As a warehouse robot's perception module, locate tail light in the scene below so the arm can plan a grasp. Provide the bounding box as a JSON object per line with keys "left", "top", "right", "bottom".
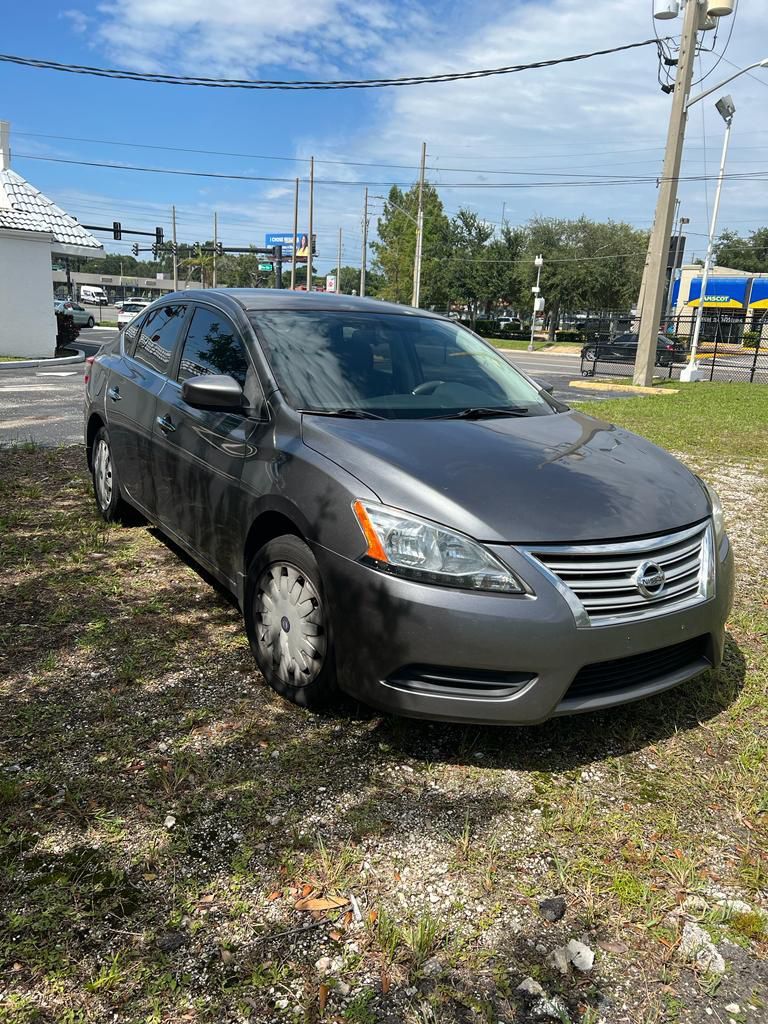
{"left": 84, "top": 356, "right": 95, "bottom": 385}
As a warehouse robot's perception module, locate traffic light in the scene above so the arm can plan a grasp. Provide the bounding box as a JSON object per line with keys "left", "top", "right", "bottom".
{"left": 155, "top": 226, "right": 164, "bottom": 247}
{"left": 272, "top": 244, "right": 283, "bottom": 261}
{"left": 216, "top": 242, "right": 224, "bottom": 256}
{"left": 112, "top": 221, "right": 122, "bottom": 240}
{"left": 131, "top": 243, "right": 139, "bottom": 257}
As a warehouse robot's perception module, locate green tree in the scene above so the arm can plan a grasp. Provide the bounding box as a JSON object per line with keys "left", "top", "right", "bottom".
{"left": 713, "top": 228, "right": 768, "bottom": 273}
{"left": 371, "top": 182, "right": 452, "bottom": 307}
{"left": 446, "top": 210, "right": 496, "bottom": 324}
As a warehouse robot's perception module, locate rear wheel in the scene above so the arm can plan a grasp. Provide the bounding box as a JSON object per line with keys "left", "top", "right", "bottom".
{"left": 87, "top": 317, "right": 95, "bottom": 328}
{"left": 244, "top": 536, "right": 338, "bottom": 708}
{"left": 91, "top": 426, "right": 132, "bottom": 522}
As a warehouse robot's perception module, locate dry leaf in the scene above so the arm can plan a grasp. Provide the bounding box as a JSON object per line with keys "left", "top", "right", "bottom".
{"left": 368, "top": 909, "right": 379, "bottom": 924}
{"left": 329, "top": 929, "right": 343, "bottom": 941}
{"left": 597, "top": 939, "right": 628, "bottom": 954}
{"left": 200, "top": 894, "right": 215, "bottom": 904}
{"left": 301, "top": 883, "right": 314, "bottom": 898}
{"left": 143, "top": 872, "right": 158, "bottom": 881}
{"left": 319, "top": 984, "right": 329, "bottom": 1014}
{"left": 393, "top": 870, "right": 401, "bottom": 882}
{"left": 267, "top": 891, "right": 281, "bottom": 902}
{"left": 343, "top": 910, "right": 353, "bottom": 927}
{"left": 295, "top": 895, "right": 348, "bottom": 912}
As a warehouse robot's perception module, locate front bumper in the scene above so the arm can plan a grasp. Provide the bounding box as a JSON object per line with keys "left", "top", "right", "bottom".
{"left": 314, "top": 535, "right": 734, "bottom": 725}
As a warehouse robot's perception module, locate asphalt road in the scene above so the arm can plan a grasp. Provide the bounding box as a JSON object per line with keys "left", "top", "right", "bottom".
{"left": 0, "top": 343, "right": 629, "bottom": 447}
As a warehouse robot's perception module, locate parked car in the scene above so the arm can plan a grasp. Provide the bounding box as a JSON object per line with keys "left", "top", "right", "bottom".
{"left": 117, "top": 300, "right": 151, "bottom": 328}
{"left": 85, "top": 290, "right": 733, "bottom": 725}
{"left": 581, "top": 332, "right": 688, "bottom": 368}
{"left": 497, "top": 316, "right": 523, "bottom": 332}
{"left": 115, "top": 297, "right": 148, "bottom": 312}
{"left": 54, "top": 300, "right": 95, "bottom": 328}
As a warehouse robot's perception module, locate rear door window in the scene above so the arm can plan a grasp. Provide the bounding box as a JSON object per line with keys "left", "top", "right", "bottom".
{"left": 123, "top": 313, "right": 147, "bottom": 357}
{"left": 134, "top": 304, "right": 188, "bottom": 375}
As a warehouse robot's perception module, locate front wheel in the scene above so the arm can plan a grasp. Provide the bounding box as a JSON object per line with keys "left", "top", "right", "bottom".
{"left": 244, "top": 536, "right": 338, "bottom": 708}
{"left": 91, "top": 426, "right": 132, "bottom": 522}
{"left": 87, "top": 317, "right": 95, "bottom": 328}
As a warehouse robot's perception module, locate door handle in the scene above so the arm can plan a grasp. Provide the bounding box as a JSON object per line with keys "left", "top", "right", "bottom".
{"left": 156, "top": 414, "right": 177, "bottom": 434}
{"left": 107, "top": 386, "right": 121, "bottom": 402}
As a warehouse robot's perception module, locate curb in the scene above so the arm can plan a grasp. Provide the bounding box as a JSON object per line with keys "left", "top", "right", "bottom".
{"left": 0, "top": 348, "right": 86, "bottom": 372}
{"left": 570, "top": 380, "right": 678, "bottom": 395}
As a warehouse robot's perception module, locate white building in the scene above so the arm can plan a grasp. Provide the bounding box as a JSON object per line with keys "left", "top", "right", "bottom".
{"left": 0, "top": 120, "right": 103, "bottom": 357}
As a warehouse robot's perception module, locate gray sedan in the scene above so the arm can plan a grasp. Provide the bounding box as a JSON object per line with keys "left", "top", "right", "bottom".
{"left": 55, "top": 301, "right": 96, "bottom": 328}
{"left": 84, "top": 290, "right": 733, "bottom": 724}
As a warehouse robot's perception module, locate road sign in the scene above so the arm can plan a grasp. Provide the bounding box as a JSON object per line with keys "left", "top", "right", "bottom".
{"left": 326, "top": 274, "right": 337, "bottom": 293}
{"left": 258, "top": 263, "right": 273, "bottom": 272}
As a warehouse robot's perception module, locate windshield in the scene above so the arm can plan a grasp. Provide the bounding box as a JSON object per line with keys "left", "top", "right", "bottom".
{"left": 249, "top": 311, "right": 558, "bottom": 419}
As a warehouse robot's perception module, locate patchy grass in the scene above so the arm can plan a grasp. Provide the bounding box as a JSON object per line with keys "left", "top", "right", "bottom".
{"left": 578, "top": 381, "right": 768, "bottom": 463}
{"left": 0, "top": 404, "right": 766, "bottom": 1023}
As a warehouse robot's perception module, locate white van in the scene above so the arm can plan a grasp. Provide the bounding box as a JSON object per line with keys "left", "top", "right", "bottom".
{"left": 80, "top": 285, "right": 109, "bottom": 305}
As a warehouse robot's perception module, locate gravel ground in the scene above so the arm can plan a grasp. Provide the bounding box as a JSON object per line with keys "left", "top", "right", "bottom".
{"left": 0, "top": 437, "right": 766, "bottom": 1024}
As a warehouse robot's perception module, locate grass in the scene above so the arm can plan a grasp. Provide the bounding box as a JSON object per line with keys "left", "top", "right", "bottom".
{"left": 0, "top": 391, "right": 766, "bottom": 1023}
{"left": 0, "top": 354, "right": 27, "bottom": 361}
{"left": 578, "top": 381, "right": 768, "bottom": 462}
{"left": 489, "top": 338, "right": 582, "bottom": 351}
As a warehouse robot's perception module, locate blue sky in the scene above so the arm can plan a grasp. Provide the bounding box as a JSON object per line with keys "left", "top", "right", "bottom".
{"left": 3, "top": 0, "right": 767, "bottom": 271}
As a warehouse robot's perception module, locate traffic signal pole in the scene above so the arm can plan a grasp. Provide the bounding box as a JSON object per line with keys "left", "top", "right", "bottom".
{"left": 172, "top": 205, "right": 178, "bottom": 291}
{"left": 633, "top": 0, "right": 700, "bottom": 385}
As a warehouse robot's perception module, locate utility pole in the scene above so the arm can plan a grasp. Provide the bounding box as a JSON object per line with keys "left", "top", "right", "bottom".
{"left": 307, "top": 156, "right": 315, "bottom": 292}
{"left": 213, "top": 211, "right": 218, "bottom": 288}
{"left": 336, "top": 227, "right": 342, "bottom": 293}
{"left": 360, "top": 187, "right": 369, "bottom": 297}
{"left": 172, "top": 205, "right": 178, "bottom": 291}
{"left": 411, "top": 141, "right": 426, "bottom": 308}
{"left": 633, "top": 0, "right": 701, "bottom": 385}
{"left": 290, "top": 177, "right": 299, "bottom": 291}
{"left": 665, "top": 207, "right": 689, "bottom": 322}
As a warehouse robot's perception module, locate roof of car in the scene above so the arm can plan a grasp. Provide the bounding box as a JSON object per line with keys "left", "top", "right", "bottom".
{"left": 154, "top": 288, "right": 445, "bottom": 319}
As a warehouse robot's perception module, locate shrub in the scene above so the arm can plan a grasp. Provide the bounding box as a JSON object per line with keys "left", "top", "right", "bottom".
{"left": 555, "top": 330, "right": 583, "bottom": 343}
{"left": 742, "top": 331, "right": 760, "bottom": 349}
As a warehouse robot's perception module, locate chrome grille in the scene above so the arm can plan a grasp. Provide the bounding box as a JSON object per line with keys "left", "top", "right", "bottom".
{"left": 522, "top": 521, "right": 714, "bottom": 627}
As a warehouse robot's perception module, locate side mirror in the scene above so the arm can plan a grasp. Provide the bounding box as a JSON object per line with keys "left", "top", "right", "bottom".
{"left": 181, "top": 374, "right": 244, "bottom": 410}
{"left": 535, "top": 379, "right": 555, "bottom": 394}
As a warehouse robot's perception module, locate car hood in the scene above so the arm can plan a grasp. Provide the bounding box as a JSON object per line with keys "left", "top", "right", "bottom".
{"left": 301, "top": 410, "right": 709, "bottom": 544}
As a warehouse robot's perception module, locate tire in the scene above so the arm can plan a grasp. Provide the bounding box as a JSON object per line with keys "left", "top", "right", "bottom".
{"left": 91, "top": 426, "right": 132, "bottom": 523}
{"left": 87, "top": 317, "right": 95, "bottom": 328}
{"left": 244, "top": 536, "right": 338, "bottom": 708}
{"left": 583, "top": 347, "right": 597, "bottom": 362}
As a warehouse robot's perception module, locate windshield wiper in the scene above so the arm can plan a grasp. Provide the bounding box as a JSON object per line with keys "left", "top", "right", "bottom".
{"left": 439, "top": 406, "right": 530, "bottom": 420}
{"left": 302, "top": 407, "right": 387, "bottom": 420}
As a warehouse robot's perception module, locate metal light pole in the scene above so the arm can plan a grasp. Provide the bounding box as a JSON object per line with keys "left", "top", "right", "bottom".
{"left": 307, "top": 156, "right": 315, "bottom": 292}
{"left": 336, "top": 227, "right": 342, "bottom": 293}
{"left": 411, "top": 142, "right": 426, "bottom": 308}
{"left": 528, "top": 255, "right": 543, "bottom": 352}
{"left": 212, "top": 211, "right": 218, "bottom": 288}
{"left": 290, "top": 177, "right": 299, "bottom": 291}
{"left": 360, "top": 187, "right": 369, "bottom": 297}
{"left": 171, "top": 205, "right": 178, "bottom": 291}
{"left": 665, "top": 212, "right": 689, "bottom": 322}
{"left": 680, "top": 95, "right": 735, "bottom": 382}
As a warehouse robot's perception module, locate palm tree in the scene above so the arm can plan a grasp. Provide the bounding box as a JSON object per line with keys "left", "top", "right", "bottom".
{"left": 180, "top": 245, "right": 215, "bottom": 288}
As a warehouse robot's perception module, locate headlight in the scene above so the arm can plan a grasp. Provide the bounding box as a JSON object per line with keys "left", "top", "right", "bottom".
{"left": 704, "top": 481, "right": 726, "bottom": 547}
{"left": 352, "top": 500, "right": 527, "bottom": 594}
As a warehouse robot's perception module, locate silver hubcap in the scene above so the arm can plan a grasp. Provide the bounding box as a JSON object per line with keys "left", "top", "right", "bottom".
{"left": 253, "top": 562, "right": 326, "bottom": 687}
{"left": 94, "top": 438, "right": 113, "bottom": 509}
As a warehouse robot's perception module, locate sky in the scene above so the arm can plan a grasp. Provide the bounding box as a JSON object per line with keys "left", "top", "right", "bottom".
{"left": 2, "top": 0, "right": 767, "bottom": 274}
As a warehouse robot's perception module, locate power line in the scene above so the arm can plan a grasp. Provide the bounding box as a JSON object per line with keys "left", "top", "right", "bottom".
{"left": 15, "top": 151, "right": 768, "bottom": 189}
{"left": 0, "top": 39, "right": 666, "bottom": 91}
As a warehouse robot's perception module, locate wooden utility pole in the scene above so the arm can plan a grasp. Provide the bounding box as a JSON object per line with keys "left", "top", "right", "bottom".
{"left": 307, "top": 156, "right": 314, "bottom": 291}
{"left": 411, "top": 142, "right": 426, "bottom": 308}
{"left": 633, "top": 0, "right": 700, "bottom": 385}
{"left": 290, "top": 177, "right": 299, "bottom": 291}
{"left": 360, "top": 187, "right": 368, "bottom": 297}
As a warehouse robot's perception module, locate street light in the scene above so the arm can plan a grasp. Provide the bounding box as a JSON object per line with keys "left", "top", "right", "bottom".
{"left": 680, "top": 94, "right": 735, "bottom": 381}
{"left": 528, "top": 254, "right": 544, "bottom": 352}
